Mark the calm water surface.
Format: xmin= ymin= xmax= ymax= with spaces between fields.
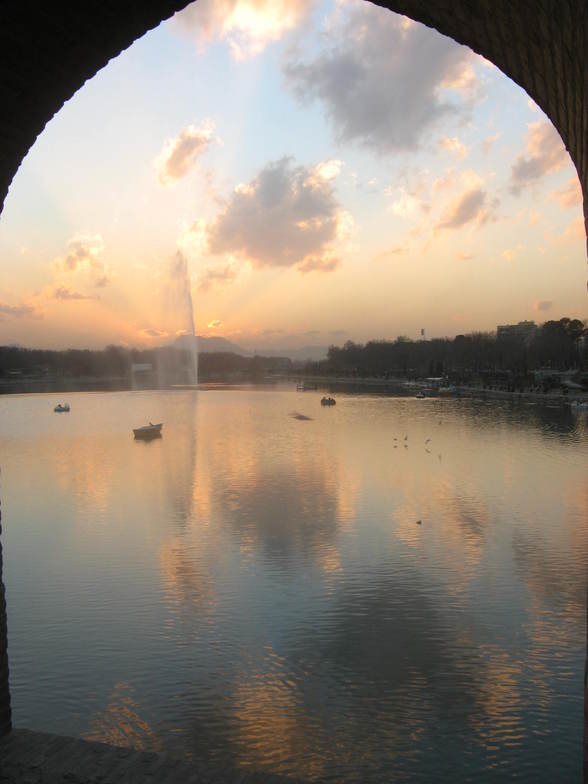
xmin=1 ymin=387 xmax=587 ymax=782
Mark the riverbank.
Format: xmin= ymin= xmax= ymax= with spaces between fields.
xmin=290 ymin=375 xmax=588 ymax=404
xmin=0 ymin=729 xmax=295 ymax=784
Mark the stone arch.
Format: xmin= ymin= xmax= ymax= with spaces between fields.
xmin=0 ymin=1 xmax=586 ymax=254
xmin=0 ymin=0 xmax=587 ymax=759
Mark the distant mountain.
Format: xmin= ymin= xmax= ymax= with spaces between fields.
xmin=174 ymin=335 xmax=328 ymax=362
xmin=254 ymin=345 xmax=329 ymax=362
xmin=175 ymin=335 xmax=250 ymax=355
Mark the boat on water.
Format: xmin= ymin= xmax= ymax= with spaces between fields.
xmin=321 ymin=397 xmax=336 ymax=406
xmin=415 ymin=392 xmax=426 ymax=399
xmin=54 ymin=403 xmax=70 ymax=412
xmin=133 ymin=422 xmax=163 ymax=439
xmin=570 ymin=400 xmax=588 ymax=409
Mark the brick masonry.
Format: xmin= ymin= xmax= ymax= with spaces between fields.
xmin=0 ymin=0 xmax=587 ymax=778
xmin=0 ymin=1 xmax=585 ymax=253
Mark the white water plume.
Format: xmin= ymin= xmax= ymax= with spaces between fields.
xmin=166 ymin=251 xmax=198 ymax=387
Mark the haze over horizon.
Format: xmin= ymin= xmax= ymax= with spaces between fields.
xmin=0 ymin=0 xmax=586 ymax=352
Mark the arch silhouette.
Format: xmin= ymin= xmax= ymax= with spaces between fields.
xmin=0 ymin=0 xmax=587 ymax=774
xmin=0 ymin=0 xmax=586 ymax=254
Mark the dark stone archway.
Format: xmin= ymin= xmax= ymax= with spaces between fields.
xmin=1 ymin=1 xmax=586 ymax=247
xmin=0 ymin=0 xmax=587 ymax=772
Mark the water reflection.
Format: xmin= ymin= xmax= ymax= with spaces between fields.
xmin=1 ymin=389 xmax=587 ymax=782
xmin=84 ymin=682 xmax=161 ymax=752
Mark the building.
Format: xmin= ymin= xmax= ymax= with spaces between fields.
xmin=496 ymin=321 xmax=537 ymax=343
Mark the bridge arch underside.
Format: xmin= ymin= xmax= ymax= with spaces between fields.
xmin=0 ymin=0 xmax=587 ymax=254
xmin=0 ymin=0 xmax=587 ymax=763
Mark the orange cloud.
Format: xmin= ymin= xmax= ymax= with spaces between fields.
xmin=437 ymin=187 xmax=492 ymax=230
xmin=481 ymin=131 xmax=501 ymax=153
xmin=52 ymin=286 xmax=98 ymax=301
xmin=54 ymin=233 xmax=110 ymax=288
xmin=176 ymin=0 xmax=313 ymax=60
xmin=438 ymin=136 xmax=468 ymax=159
xmin=550 ymin=177 xmax=582 ymax=209
xmin=0 ymin=301 xmax=42 ymax=319
xmin=155 ymin=121 xmax=216 ymax=184
xmin=510 ymin=121 xmax=569 ymax=194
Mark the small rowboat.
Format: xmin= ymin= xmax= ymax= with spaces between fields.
xmin=133 ymin=422 xmax=163 ymax=439
xmin=54 ymin=403 xmax=70 ymax=412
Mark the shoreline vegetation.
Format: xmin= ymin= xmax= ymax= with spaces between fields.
xmin=1 ymin=316 xmax=587 ymax=402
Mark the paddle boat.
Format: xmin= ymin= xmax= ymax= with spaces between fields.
xmin=133 ymin=422 xmax=163 ymax=439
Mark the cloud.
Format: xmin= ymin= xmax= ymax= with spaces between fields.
xmin=314 ymin=159 xmax=342 ymax=181
xmin=207 ymin=319 xmax=224 ymax=329
xmin=550 ymin=177 xmax=582 ymax=209
xmin=139 ymin=327 xmax=169 ymax=338
xmin=376 ymin=247 xmax=406 ymax=260
xmin=297 ymin=253 xmax=340 ymax=273
xmin=534 ymin=300 xmax=553 ymax=312
xmin=155 ymin=121 xmax=216 ymax=184
xmin=482 ymin=131 xmax=502 ymax=153
xmin=53 ymin=286 xmax=98 ymax=301
xmin=561 ymin=215 xmax=586 ymax=242
xmin=436 ymin=187 xmax=492 ymax=230
xmin=55 ymin=233 xmax=110 ymax=287
xmin=438 ymin=136 xmax=468 ymax=159
xmin=386 ymin=187 xmax=428 ymax=218
xmin=510 ymin=121 xmax=569 ymax=195
xmin=198 ymin=261 xmax=239 ymax=292
xmin=175 ymin=0 xmax=313 ymax=60
xmin=0 ymin=301 xmax=41 ymax=319
xmin=527 ymin=98 xmax=540 ymax=113
xmin=283 ymin=3 xmax=478 ymax=154
xmin=207 ymin=157 xmax=348 ymax=272
xmin=432 ymin=168 xmax=458 ymax=194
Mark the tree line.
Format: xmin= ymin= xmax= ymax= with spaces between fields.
xmin=306 ymin=318 xmax=588 ymax=381
xmin=0 ymin=317 xmax=586 ymax=384
xmin=0 ymin=344 xmax=292 ymax=381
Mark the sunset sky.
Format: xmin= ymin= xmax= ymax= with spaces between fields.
xmin=0 ymin=0 xmax=586 ymax=352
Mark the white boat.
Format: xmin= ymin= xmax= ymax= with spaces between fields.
xmin=133 ymin=422 xmax=163 ymax=439
xmin=54 ymin=403 xmax=70 ymax=412
xmin=415 ymin=391 xmax=426 ymax=399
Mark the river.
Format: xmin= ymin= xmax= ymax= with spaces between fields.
xmin=1 ymin=386 xmax=587 ymax=782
